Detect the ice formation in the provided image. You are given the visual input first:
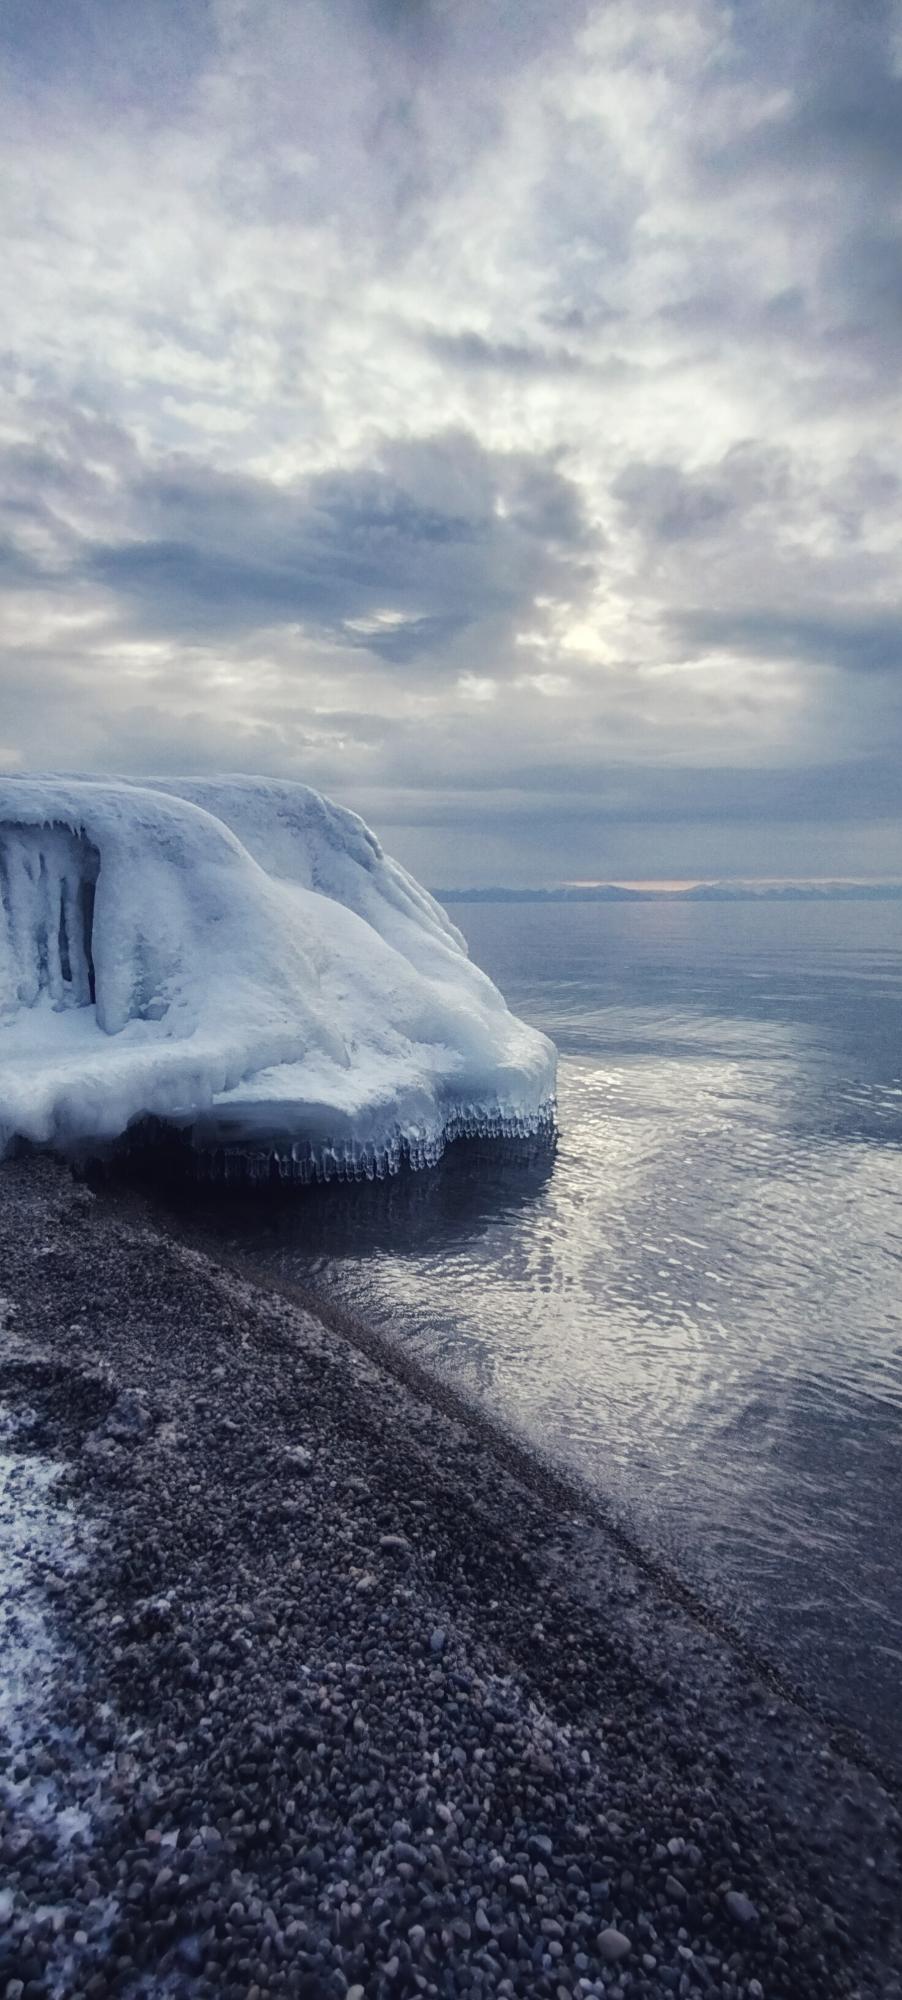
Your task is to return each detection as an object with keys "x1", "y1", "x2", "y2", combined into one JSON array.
[{"x1": 0, "y1": 776, "x2": 556, "y2": 1176}]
